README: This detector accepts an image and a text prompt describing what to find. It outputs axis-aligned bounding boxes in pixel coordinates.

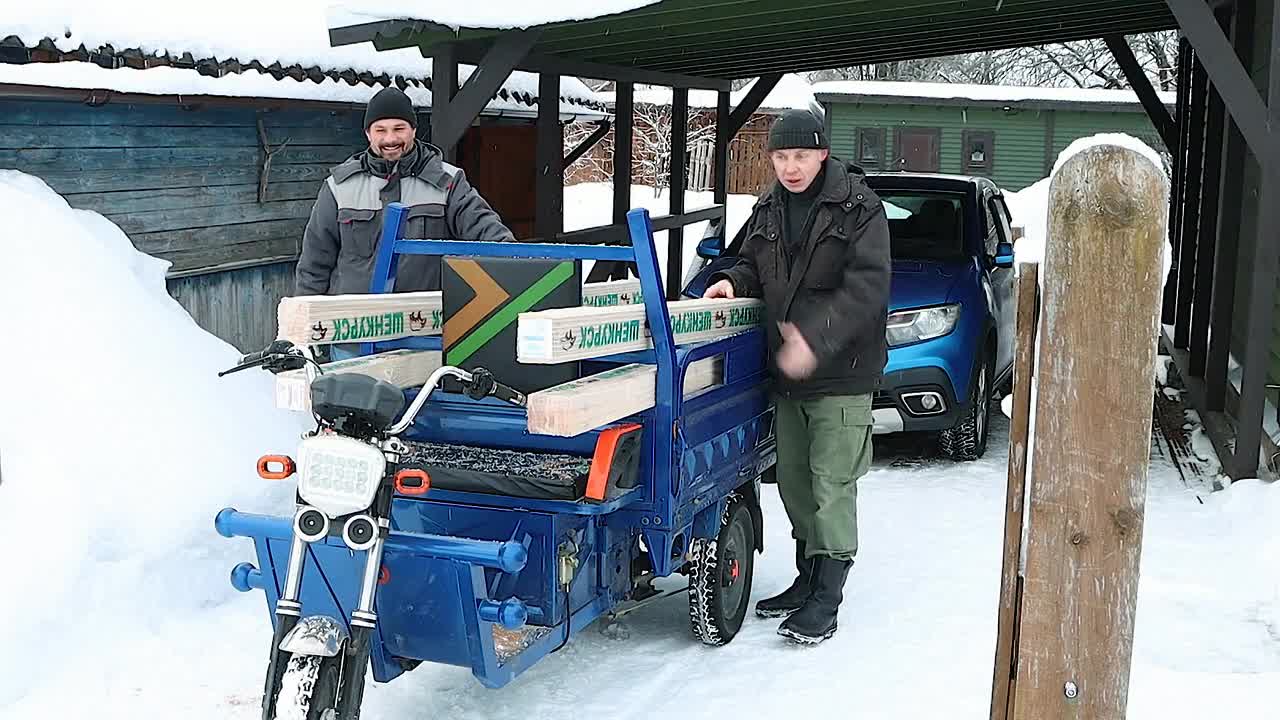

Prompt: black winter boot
[754,541,815,618]
[777,556,853,644]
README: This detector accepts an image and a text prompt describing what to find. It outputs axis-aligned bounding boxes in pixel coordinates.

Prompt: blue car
[684,172,1017,461]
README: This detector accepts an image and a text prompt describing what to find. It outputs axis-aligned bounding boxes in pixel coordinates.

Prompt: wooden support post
[1204,0,1254,412]
[1231,0,1280,479]
[989,262,1040,720]
[1163,38,1191,326]
[535,71,564,242]
[1174,53,1207,349]
[714,90,730,207]
[429,32,539,157]
[1009,145,1166,719]
[516,297,762,364]
[431,45,459,164]
[669,87,689,300]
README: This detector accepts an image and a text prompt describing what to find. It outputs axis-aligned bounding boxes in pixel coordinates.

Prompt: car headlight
[295,434,387,518]
[886,304,961,347]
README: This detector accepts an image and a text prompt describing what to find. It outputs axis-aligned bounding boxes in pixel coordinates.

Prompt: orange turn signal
[394,468,430,495]
[257,455,295,480]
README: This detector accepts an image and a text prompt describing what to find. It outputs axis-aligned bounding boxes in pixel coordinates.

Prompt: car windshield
[877,191,966,261]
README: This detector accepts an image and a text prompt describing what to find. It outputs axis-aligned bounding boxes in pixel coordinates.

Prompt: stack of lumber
[275,349,441,412]
[516,297,762,364]
[525,356,723,437]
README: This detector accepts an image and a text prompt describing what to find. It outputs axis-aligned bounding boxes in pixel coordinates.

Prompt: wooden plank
[36,164,331,194]
[0,123,361,149]
[275,349,442,412]
[526,355,722,437]
[277,291,443,346]
[275,279,645,347]
[106,198,316,235]
[1009,145,1166,719]
[989,262,1040,720]
[65,181,322,215]
[516,297,762,364]
[132,218,308,255]
[164,236,299,275]
[0,145,352,171]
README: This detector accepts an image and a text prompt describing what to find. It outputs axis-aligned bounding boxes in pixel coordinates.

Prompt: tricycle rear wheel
[688,496,755,646]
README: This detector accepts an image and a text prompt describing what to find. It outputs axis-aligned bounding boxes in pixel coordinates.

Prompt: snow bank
[326,0,661,31]
[0,171,307,714]
[2,2,603,112]
[1005,133,1171,285]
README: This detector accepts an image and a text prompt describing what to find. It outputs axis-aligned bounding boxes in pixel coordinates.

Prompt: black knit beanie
[364,87,418,130]
[767,109,828,151]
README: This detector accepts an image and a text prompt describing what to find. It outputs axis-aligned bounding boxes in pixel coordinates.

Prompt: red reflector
[257,455,295,480]
[378,565,391,585]
[394,469,430,495]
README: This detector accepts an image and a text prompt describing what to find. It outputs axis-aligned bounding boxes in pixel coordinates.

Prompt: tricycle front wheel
[688,495,755,646]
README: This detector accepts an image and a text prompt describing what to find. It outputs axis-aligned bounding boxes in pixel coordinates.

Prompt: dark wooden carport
[328,0,1278,481]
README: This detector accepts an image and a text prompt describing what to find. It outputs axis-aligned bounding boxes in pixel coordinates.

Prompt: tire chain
[687,492,740,646]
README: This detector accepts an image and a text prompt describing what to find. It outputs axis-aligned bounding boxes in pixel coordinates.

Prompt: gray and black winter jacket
[295,139,514,296]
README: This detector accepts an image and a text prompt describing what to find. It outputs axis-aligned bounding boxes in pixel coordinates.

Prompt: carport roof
[327,0,1178,86]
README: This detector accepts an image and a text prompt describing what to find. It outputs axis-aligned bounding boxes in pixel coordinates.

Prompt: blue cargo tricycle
[214,207,775,719]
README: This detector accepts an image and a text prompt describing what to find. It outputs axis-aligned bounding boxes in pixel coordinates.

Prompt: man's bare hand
[703,279,736,299]
[777,321,818,380]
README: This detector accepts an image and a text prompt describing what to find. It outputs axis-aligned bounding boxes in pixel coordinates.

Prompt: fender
[279,615,349,658]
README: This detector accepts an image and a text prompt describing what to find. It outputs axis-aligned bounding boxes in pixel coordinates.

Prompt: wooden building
[816,80,1174,190]
[0,28,607,352]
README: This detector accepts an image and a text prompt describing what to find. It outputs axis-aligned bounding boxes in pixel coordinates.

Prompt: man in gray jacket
[295,86,515,305]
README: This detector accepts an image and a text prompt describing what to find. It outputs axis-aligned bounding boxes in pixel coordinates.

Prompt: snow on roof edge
[812,80,1175,107]
[324,1,662,33]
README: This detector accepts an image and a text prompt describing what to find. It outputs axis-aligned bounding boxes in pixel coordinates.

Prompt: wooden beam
[670,87,689,300]
[714,91,730,207]
[430,32,541,155]
[536,71,564,241]
[516,297,762,364]
[278,280,644,345]
[650,205,725,232]
[275,349,442,412]
[1163,38,1191,326]
[1190,17,1229,379]
[431,44,459,163]
[450,47,731,91]
[727,73,783,137]
[989,262,1040,720]
[1173,52,1208,349]
[1165,0,1271,158]
[564,119,611,166]
[1230,0,1280,479]
[1104,36,1178,151]
[1009,145,1166,719]
[526,356,722,436]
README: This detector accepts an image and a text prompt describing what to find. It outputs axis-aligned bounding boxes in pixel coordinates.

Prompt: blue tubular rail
[215,508,529,573]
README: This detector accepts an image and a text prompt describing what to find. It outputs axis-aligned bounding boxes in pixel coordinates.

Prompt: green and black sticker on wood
[442,257,581,394]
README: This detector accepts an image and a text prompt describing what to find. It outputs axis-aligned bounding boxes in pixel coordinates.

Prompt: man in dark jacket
[295,87,514,357]
[704,109,891,644]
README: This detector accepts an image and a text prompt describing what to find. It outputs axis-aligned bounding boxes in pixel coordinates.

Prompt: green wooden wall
[825,99,1167,191]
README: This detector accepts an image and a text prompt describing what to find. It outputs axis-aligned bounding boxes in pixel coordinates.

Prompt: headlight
[886,304,961,347]
[295,435,387,518]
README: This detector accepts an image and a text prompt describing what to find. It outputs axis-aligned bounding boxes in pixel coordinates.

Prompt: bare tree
[632,101,716,196]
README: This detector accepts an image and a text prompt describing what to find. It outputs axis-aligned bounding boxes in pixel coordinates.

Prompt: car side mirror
[994,241,1015,269]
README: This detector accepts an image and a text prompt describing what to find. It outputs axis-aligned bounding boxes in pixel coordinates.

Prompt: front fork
[260,490,392,720]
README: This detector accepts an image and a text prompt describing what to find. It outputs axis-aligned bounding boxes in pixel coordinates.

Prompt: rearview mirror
[994,242,1015,269]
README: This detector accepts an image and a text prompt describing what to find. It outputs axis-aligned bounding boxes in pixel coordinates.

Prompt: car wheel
[939,352,992,461]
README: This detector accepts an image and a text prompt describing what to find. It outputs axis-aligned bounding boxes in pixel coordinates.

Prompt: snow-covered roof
[597,74,818,114]
[0,2,608,119]
[813,80,1175,109]
[325,1,661,32]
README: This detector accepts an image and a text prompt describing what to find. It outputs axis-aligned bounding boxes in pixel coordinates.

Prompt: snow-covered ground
[1,160,1277,719]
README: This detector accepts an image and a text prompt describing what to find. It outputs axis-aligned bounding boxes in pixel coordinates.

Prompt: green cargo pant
[773,393,874,561]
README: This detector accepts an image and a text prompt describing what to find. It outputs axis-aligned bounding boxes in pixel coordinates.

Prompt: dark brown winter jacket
[713,158,892,398]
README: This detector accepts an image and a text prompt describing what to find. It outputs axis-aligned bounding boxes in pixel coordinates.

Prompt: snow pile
[0,171,307,715]
[1,2,603,112]
[325,0,661,31]
[813,79,1176,107]
[1005,133,1171,285]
